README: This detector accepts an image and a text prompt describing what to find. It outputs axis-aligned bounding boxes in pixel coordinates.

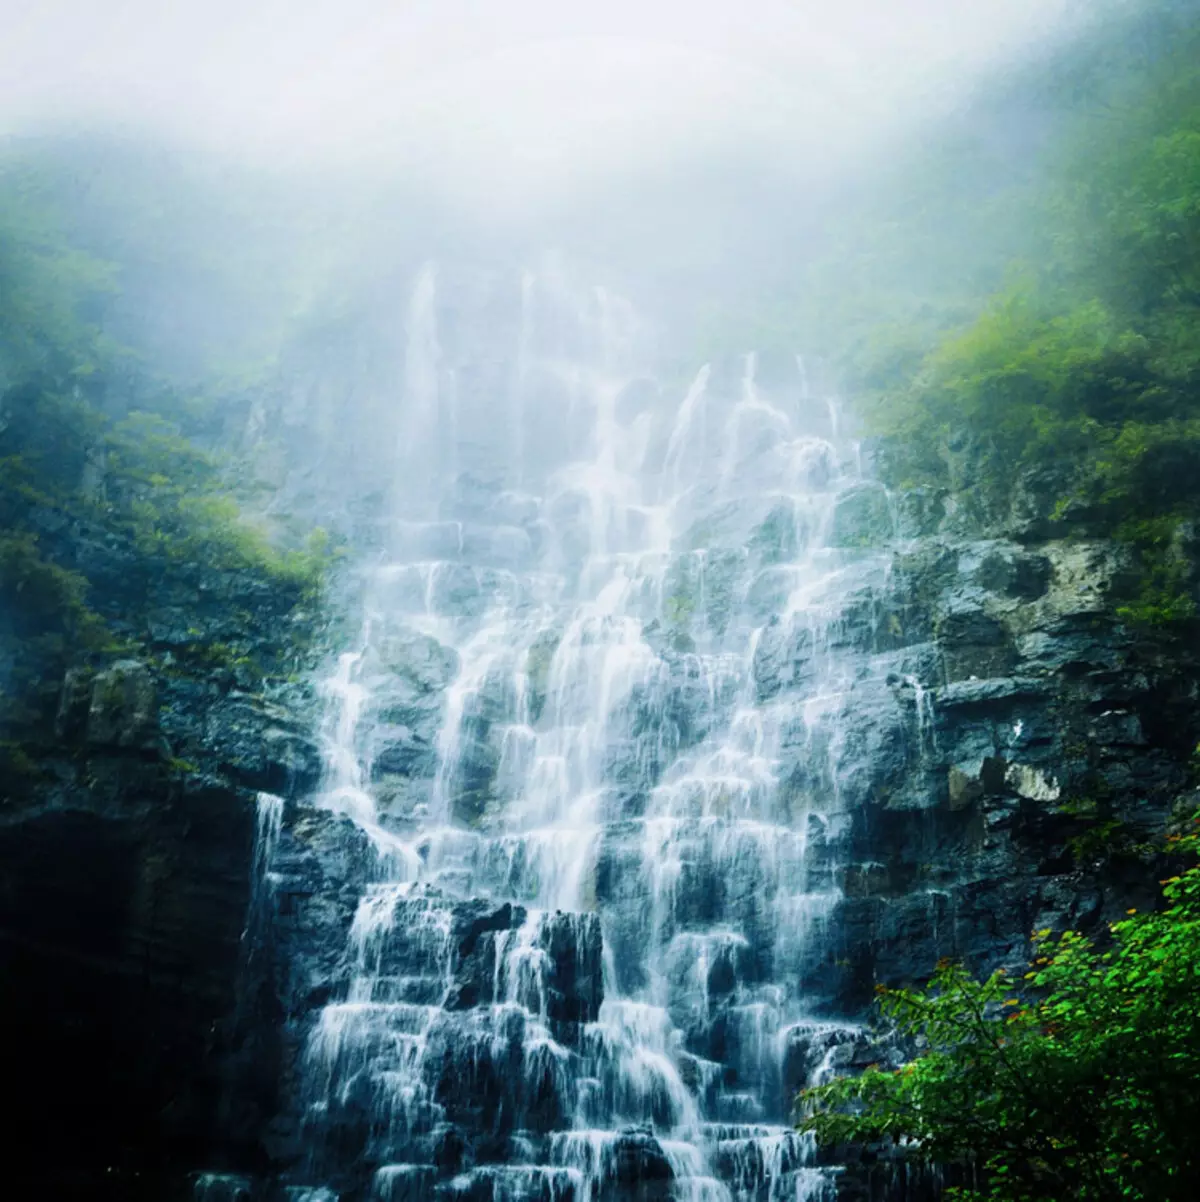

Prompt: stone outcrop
[811,527,1200,1010]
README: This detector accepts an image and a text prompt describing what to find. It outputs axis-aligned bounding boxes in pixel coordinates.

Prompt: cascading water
[271,260,905,1202]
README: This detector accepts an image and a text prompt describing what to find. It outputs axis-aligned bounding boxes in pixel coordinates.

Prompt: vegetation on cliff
[791,5,1200,1187]
[717,2,1200,626]
[0,154,331,790]
[801,817,1200,1201]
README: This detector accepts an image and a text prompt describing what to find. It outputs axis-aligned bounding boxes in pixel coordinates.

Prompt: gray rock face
[86,659,161,750]
[55,665,94,741]
[205,691,323,794]
[822,529,1200,1013]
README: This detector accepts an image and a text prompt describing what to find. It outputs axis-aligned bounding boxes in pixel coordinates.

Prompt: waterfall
[662,364,710,501]
[276,261,905,1202]
[394,260,446,523]
[247,791,284,917]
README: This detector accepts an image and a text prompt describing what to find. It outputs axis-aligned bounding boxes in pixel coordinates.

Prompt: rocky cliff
[0,475,324,1198]
[255,483,1199,1202]
[4,270,1199,1202]
[213,266,1200,1202]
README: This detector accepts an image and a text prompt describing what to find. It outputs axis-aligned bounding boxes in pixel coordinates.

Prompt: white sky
[3,0,1078,200]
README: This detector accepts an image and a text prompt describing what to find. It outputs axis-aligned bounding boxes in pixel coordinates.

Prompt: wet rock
[934,676,1046,708]
[601,1131,673,1202]
[892,486,950,540]
[524,626,562,724]
[829,482,894,549]
[752,615,813,702]
[372,676,445,741]
[374,1163,438,1201]
[204,693,322,793]
[1087,709,1146,746]
[782,1024,862,1099]
[448,722,501,827]
[370,723,439,778]
[748,501,802,566]
[0,776,260,1196]
[970,544,1052,600]
[371,629,460,692]
[679,494,796,555]
[935,604,1017,683]
[1004,762,1061,802]
[86,658,161,751]
[193,1172,254,1202]
[839,861,892,898]
[55,665,94,741]
[427,563,491,620]
[541,911,604,1024]
[947,764,984,810]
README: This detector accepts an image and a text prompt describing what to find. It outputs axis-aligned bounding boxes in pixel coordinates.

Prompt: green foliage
[1109,517,1198,628]
[683,6,1200,552]
[1,391,332,602]
[0,147,332,750]
[801,820,1200,1201]
[664,592,696,630]
[777,4,1200,625]
[102,412,331,594]
[0,157,333,608]
[0,532,111,733]
[0,532,109,650]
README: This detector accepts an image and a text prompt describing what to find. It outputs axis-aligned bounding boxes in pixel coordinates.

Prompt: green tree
[801,822,1200,1201]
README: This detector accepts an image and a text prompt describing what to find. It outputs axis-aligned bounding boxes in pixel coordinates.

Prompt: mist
[2,0,1099,389]
[6,0,1080,199]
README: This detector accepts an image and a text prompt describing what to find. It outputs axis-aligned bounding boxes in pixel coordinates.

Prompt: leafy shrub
[0,533,108,648]
[801,820,1200,1202]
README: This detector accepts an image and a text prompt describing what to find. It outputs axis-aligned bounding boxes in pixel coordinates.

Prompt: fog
[8,0,1079,202]
[1,0,1105,383]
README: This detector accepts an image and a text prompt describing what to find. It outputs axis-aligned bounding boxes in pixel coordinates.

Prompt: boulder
[86,659,161,751]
